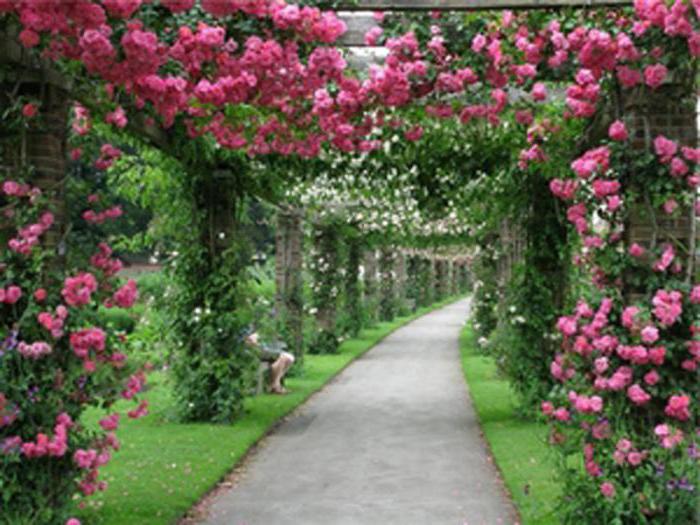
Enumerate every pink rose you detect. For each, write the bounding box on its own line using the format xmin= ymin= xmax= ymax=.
xmin=663 ymin=199 xmax=678 ymax=215
xmin=670 ymin=157 xmax=689 ymax=176
xmin=644 ymin=370 xmax=660 ymax=386
xmin=640 ymin=325 xmax=659 ymax=344
xmin=600 ymin=482 xmax=615 ymax=498
xmin=654 ymin=135 xmax=678 ymax=162
xmin=22 ymin=103 xmax=38 ymax=118
xmin=629 ymin=243 xmax=645 ymax=257
xmin=608 ymin=120 xmax=628 ymax=141
xmin=644 ymin=63 xmax=667 ymax=89
xmin=627 ymin=384 xmax=651 ymax=405
xmin=665 ymin=394 xmax=690 ymax=421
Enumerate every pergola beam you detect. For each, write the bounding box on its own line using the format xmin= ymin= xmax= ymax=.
xmin=339 ymin=0 xmax=630 ymax=10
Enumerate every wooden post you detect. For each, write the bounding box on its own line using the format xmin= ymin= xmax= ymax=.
xmin=363 ymin=247 xmax=379 ymax=324
xmin=311 ymin=223 xmax=340 ymax=353
xmin=344 ymin=234 xmax=363 ymax=336
xmin=379 ymin=245 xmax=396 ymax=321
xmin=1 ymin=81 xmax=69 ymax=264
xmin=394 ymin=250 xmax=407 ymax=313
xmin=275 ymin=207 xmax=305 ymax=361
xmin=622 ymin=79 xmax=699 ymax=299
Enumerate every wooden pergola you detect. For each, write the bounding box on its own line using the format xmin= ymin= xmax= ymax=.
xmin=337 ymin=0 xmax=632 ymax=46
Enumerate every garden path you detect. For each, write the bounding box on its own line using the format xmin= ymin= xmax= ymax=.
xmin=201 ymin=298 xmax=517 ymax=525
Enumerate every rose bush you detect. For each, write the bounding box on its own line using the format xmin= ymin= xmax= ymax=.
xmin=0 ymin=175 xmax=146 ymax=523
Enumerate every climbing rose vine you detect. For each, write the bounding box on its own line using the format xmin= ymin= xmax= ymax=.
xmin=0 ymin=177 xmax=147 ymax=523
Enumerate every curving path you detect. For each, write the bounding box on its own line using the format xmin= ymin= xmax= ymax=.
xmin=201 ymin=298 xmax=517 ymax=525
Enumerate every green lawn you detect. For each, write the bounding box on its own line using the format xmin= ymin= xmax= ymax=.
xmin=78 ymin=297 xmax=462 ymax=525
xmin=459 ymin=325 xmax=560 ymax=525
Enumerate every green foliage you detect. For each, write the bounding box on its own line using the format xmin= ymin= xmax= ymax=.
xmin=308 ymin=222 xmax=341 ymax=354
xmin=340 ymin=234 xmax=364 ymax=337
xmin=378 ymin=247 xmax=397 ymax=322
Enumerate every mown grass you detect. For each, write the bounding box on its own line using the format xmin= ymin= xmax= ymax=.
xmin=459 ymin=325 xmax=560 ymax=525
xmin=78 ymin=297 xmax=463 ymax=525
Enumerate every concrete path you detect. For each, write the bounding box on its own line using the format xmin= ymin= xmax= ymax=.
xmin=202 ymin=299 xmax=517 ymax=525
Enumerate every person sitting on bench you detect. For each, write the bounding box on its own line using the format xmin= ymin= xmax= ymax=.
xmin=244 ymin=332 xmax=295 ymax=395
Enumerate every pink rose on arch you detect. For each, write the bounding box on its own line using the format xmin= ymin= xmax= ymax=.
xmin=664 ymin=394 xmax=690 ymax=421
xmin=600 ymin=482 xmax=615 ymax=498
xmin=608 ymin=120 xmax=628 ymax=141
xmin=531 ymin=82 xmax=547 ymax=102
xmin=22 ymin=103 xmax=38 ymax=118
xmin=670 ymin=157 xmax=689 ymax=177
xmin=112 ymin=279 xmax=138 ymax=309
xmin=629 ymin=243 xmax=645 ymax=258
xmin=663 ymin=199 xmax=678 ymax=215
xmin=627 ymin=384 xmax=651 ymax=405
xmin=644 ymin=370 xmax=660 ymax=386
xmin=690 ymin=285 xmax=700 ymax=304
xmin=160 ymin=0 xmax=195 ymax=13
xmin=644 ymin=63 xmax=667 ymax=89
xmin=654 ymin=135 xmax=678 ymax=163
xmin=640 ymin=325 xmax=659 ymax=344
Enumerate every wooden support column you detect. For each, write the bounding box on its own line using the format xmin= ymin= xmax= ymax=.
xmin=379 ymin=246 xmax=396 ymax=321
xmin=275 ymin=207 xmax=305 ymax=361
xmin=344 ymin=234 xmax=363 ymax=336
xmin=394 ymin=250 xmax=407 ymax=314
xmin=1 ymin=81 xmax=69 ymax=264
xmin=363 ymin=247 xmax=379 ymax=324
xmin=622 ymin=79 xmax=698 ymax=298
xmin=311 ymin=223 xmax=340 ymax=353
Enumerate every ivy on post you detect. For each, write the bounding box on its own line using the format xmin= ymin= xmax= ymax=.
xmin=363 ymin=246 xmax=379 ymax=325
xmin=343 ymin=230 xmax=363 ymax=337
xmin=274 ymin=206 xmax=305 ymax=363
xmin=435 ymin=258 xmax=450 ymax=300
xmin=393 ymin=249 xmax=408 ymax=315
xmin=309 ymin=221 xmax=340 ymax=354
xmin=450 ymin=260 xmax=459 ymax=296
xmin=171 ymin=165 xmax=257 ymax=423
xmin=419 ymin=256 xmax=435 ymax=307
xmin=405 ymin=253 xmax=421 ymax=312
xmin=379 ymin=245 xmax=396 ymax=321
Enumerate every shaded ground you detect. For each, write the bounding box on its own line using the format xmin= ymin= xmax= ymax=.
xmin=201 ymin=299 xmax=517 ymax=525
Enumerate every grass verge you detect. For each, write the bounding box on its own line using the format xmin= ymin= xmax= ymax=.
xmin=459 ymin=324 xmax=560 ymax=525
xmin=79 ymin=296 xmax=465 ymax=525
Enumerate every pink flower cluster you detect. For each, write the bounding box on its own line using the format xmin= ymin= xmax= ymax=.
xmin=21 ymin=413 xmax=73 ymax=458
xmin=17 ymin=341 xmax=52 ymax=359
xmin=8 ymin=212 xmax=54 ymax=256
xmin=0 ymin=285 xmax=22 ymax=304
xmin=110 ymin=279 xmax=139 ymax=309
xmin=62 ymin=273 xmax=98 ymax=307
xmin=90 ymin=243 xmax=123 ymax=277
xmin=94 ymin=144 xmax=122 ymax=171
xmin=38 ymin=305 xmax=69 ymax=338
xmin=70 ymin=327 xmax=107 ymax=372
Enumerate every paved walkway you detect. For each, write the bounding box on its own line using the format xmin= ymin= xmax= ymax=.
xmin=202 ymin=299 xmax=517 ymax=525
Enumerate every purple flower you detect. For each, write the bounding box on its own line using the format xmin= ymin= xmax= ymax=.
xmin=678 ymin=478 xmax=695 ymax=492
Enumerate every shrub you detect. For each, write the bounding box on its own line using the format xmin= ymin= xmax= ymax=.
xmin=0 ymin=179 xmax=146 ymax=523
